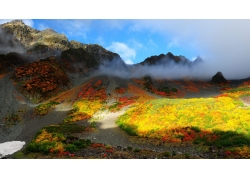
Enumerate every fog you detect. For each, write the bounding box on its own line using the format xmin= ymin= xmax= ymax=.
xmin=95 ymin=20 xmax=250 ymax=80
xmin=0 ymin=27 xmax=25 ymax=54
xmin=95 ymin=57 xmax=213 ymax=80
xmin=129 ymin=20 xmax=250 ymax=80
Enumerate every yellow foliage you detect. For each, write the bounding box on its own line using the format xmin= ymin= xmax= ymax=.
xmin=117 ymin=95 xmax=250 ymax=140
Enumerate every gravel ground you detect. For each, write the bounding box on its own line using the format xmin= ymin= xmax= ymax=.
xmin=0 ymin=74 xmax=73 ymax=144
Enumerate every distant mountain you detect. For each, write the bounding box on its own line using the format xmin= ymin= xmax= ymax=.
xmin=139 ymin=52 xmax=202 ymax=67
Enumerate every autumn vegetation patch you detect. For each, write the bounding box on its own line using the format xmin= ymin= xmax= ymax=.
xmin=25 ymin=123 xmax=90 ymax=156
xmin=12 ymin=57 xmax=70 ymax=102
xmin=64 ymin=79 xmax=108 ymax=123
xmin=35 ymin=101 xmax=60 ymax=116
xmin=117 ymin=85 xmax=250 ymax=158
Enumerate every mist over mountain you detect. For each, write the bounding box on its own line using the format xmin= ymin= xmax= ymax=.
xmin=1 ymin=20 xmax=249 ymax=81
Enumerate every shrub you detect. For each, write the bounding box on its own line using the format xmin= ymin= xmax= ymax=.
xmin=162 ymin=151 xmax=171 ymax=157
xmin=65 ymin=144 xmax=78 ymax=152
xmin=133 ymin=148 xmax=140 ymax=153
xmin=26 ymin=141 xmax=56 ymax=154
xmin=35 ymin=101 xmax=59 ymax=115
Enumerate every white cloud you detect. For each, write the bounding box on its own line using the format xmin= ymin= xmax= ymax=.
xmin=96 ymin=36 xmax=105 ymax=46
xmin=0 ymin=19 xmax=12 ymax=24
xmin=148 ymin=39 xmax=157 ymax=48
xmin=55 ymin=20 xmax=91 ymax=41
xmin=130 ymin=39 xmax=143 ymax=49
xmin=107 ymin=42 xmax=136 ymax=64
xmin=167 ymin=38 xmax=179 ymax=48
xmin=22 ymin=19 xmax=34 ymax=27
xmin=102 ymin=20 xmax=126 ymax=30
xmin=124 ymin=59 xmax=134 ymax=64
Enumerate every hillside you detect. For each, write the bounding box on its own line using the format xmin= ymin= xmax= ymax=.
xmin=1 ymin=20 xmax=250 ymax=159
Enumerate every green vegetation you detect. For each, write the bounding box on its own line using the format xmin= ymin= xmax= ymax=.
xmin=108 ymin=102 xmax=122 ymax=111
xmin=35 ymin=101 xmax=60 ymax=115
xmin=162 ymin=151 xmax=171 ymax=157
xmin=226 ymin=87 xmax=250 ymax=93
xmin=24 ymin=123 xmax=90 ymax=155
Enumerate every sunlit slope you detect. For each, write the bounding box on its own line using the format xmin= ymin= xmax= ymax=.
xmin=117 ymin=84 xmax=250 ymax=156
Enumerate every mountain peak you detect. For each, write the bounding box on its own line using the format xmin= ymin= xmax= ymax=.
xmin=42 ymin=28 xmax=57 ymax=33
xmin=8 ymin=20 xmax=26 ymax=26
xmin=211 ymin=71 xmax=227 ymax=84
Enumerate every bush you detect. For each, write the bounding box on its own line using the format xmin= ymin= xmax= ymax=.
xmin=65 ymin=144 xmax=78 ymax=152
xmin=162 ymin=151 xmax=171 ymax=157
xmin=73 ymin=140 xmax=87 ymax=149
xmin=26 ymin=141 xmax=55 ymax=154
xmin=35 ymin=101 xmax=59 ymax=115
xmin=133 ymin=148 xmax=140 ymax=153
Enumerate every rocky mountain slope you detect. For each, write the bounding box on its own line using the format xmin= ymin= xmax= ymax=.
xmin=139 ymin=52 xmax=202 ymax=67
xmin=0 ymin=20 xmax=128 ymax=73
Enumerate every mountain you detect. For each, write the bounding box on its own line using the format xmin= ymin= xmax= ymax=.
xmin=139 ymin=52 xmax=202 ymax=67
xmin=211 ymin=71 xmax=228 ymax=84
xmin=0 ymin=20 xmax=128 ymax=75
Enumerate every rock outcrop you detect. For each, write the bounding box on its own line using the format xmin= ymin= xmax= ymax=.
xmin=211 ymin=71 xmax=227 ymax=84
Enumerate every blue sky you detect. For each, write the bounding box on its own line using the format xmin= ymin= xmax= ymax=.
xmin=31 ymin=19 xmax=202 ymax=64
xmin=2 ymin=19 xmax=203 ymax=64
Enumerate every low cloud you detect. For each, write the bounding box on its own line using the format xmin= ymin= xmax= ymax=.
xmin=131 ymin=20 xmax=250 ymax=79
xmin=95 ymin=55 xmax=215 ymax=80
xmin=0 ymin=27 xmax=25 ymax=54
xmin=124 ymin=59 xmax=134 ymax=65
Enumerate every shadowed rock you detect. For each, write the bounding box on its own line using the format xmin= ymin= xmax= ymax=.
xmin=211 ymin=71 xmax=227 ymax=84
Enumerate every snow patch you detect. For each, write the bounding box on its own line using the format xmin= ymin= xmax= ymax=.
xmin=0 ymin=141 xmax=25 ymax=158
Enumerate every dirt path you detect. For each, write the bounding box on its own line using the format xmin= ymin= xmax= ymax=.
xmin=240 ymin=96 xmax=250 ymax=106
xmin=76 ymin=109 xmax=134 ymax=147
xmin=74 ymin=106 xmax=204 ymax=158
